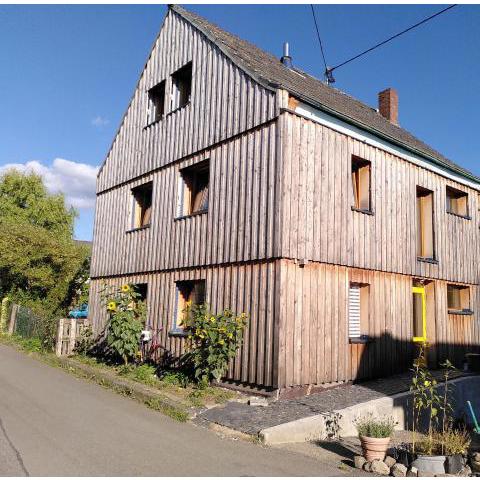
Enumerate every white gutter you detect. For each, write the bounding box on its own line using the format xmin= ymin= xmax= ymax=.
xmin=294 ymin=101 xmax=480 ymax=192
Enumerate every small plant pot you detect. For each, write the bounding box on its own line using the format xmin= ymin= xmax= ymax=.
xmin=445 ymin=454 xmax=464 ymax=474
xmin=411 ymin=455 xmax=446 ymax=475
xmin=359 ymin=435 xmax=391 ymax=462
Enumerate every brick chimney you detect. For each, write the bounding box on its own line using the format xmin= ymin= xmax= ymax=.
xmin=378 ymin=88 xmax=398 ymax=125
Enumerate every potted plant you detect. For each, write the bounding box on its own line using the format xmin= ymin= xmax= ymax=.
xmin=354 ymin=413 xmax=397 ymax=461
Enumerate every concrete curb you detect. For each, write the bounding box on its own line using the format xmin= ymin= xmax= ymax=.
xmin=259 ymin=375 xmax=480 ymax=445
xmin=56 ymin=356 xmax=194 ymax=421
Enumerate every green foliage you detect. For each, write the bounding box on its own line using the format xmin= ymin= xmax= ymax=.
xmin=160 ymin=370 xmax=190 ymax=388
xmin=11 ymin=334 xmax=43 ymax=353
xmin=410 ymin=344 xmax=459 ymax=454
xmin=0 ymin=170 xmax=90 ymax=321
xmin=354 ymin=413 xmax=397 ymax=438
xmin=102 ymin=284 xmax=145 ymax=365
xmin=181 ymin=303 xmax=247 ymax=385
xmin=74 ymin=325 xmax=94 ymax=356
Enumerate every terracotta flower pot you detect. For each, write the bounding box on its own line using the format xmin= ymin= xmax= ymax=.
xmin=360 ymin=435 xmax=391 ymax=462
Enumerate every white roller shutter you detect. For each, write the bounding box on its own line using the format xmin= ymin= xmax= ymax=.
xmin=349 ymin=285 xmax=361 ymax=338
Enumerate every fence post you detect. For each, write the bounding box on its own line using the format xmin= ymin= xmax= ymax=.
xmin=56 ymin=318 xmax=65 ymax=357
xmin=68 ymin=318 xmax=77 ymax=355
xmin=0 ymin=297 xmax=9 ymax=333
xmin=7 ymin=304 xmax=18 ymax=335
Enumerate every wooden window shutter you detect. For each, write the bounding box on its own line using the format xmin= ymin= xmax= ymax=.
xmin=349 ymin=285 xmax=361 ymax=338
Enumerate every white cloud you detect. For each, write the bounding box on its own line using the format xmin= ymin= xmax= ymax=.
xmin=91 ymin=116 xmax=109 ymax=128
xmin=0 ymin=158 xmax=99 ymax=210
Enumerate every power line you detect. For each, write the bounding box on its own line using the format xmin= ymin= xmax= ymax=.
xmin=326 ymin=4 xmax=457 ymax=83
xmin=310 ymin=5 xmax=329 ymax=75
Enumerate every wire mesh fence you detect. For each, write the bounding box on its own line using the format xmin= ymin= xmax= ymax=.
xmin=13 ymin=304 xmax=43 ymax=339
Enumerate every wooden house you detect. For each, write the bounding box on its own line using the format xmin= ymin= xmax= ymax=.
xmin=89 ymin=5 xmax=480 ymax=394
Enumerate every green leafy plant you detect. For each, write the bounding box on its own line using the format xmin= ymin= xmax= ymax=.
xmin=101 ymin=284 xmax=146 ymax=365
xmin=160 ymin=370 xmax=190 ymax=388
xmin=410 ymin=345 xmax=460 ymax=455
xmin=73 ymin=325 xmax=94 ymax=356
xmin=354 ymin=413 xmax=397 ymax=438
xmin=180 ymin=303 xmax=247 ymax=385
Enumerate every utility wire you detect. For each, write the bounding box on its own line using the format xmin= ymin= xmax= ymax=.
xmin=329 ymin=4 xmax=457 ymax=76
xmin=310 ymin=4 xmax=328 ymax=73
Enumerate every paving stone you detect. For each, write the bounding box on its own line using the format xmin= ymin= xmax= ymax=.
xmin=200 ymin=370 xmax=469 ymax=435
xmin=385 ymin=456 xmax=397 ymax=468
xmin=392 ymin=463 xmax=408 ymax=477
xmin=248 ymin=397 xmax=269 ymax=407
xmin=371 ymin=460 xmax=391 ymax=476
xmin=354 ymin=455 xmax=367 ymax=469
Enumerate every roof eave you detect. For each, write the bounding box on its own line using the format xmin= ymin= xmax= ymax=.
xmin=288 ymin=89 xmax=480 ymax=185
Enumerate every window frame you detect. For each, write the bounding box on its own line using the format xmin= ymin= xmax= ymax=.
xmin=129 ymin=181 xmax=153 ymax=231
xmin=446 ymin=185 xmax=470 ymax=219
xmin=348 ymin=282 xmax=370 ymax=343
xmin=176 ymin=160 xmax=210 ymax=219
xmin=412 ymin=285 xmax=427 ymax=343
xmin=416 ymin=186 xmax=436 ymax=262
xmin=171 ymin=279 xmax=206 ymax=335
xmin=147 ymin=80 xmax=166 ymax=126
xmin=351 ymin=156 xmax=373 ymax=214
xmin=170 ymin=62 xmax=192 ymax=112
xmin=447 ymin=284 xmax=473 ymax=315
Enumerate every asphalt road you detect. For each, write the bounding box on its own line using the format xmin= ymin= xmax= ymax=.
xmin=0 ymin=344 xmax=357 ymax=476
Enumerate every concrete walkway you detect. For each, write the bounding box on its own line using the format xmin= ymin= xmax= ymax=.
xmin=0 ymin=344 xmax=362 ymax=476
xmin=201 ymin=370 xmax=474 ymax=442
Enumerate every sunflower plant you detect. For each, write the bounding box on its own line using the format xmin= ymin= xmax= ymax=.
xmin=181 ymin=303 xmax=247 ymax=386
xmin=101 ymin=283 xmax=146 ymax=365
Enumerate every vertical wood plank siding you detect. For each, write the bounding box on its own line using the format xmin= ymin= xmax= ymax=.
xmin=90 ymin=123 xmax=277 ymax=277
xmin=89 ymin=261 xmax=278 ymax=387
xmin=96 ymin=10 xmax=276 ymax=193
xmin=276 ymin=260 xmax=479 ymax=388
xmin=280 ymin=111 xmax=479 ymax=285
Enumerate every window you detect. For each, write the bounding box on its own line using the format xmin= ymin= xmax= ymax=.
xmin=446 ymin=186 xmax=469 ymax=218
xmin=177 ymin=160 xmax=209 ymax=217
xmin=351 ymin=156 xmax=371 ymax=211
xmin=147 ymin=81 xmax=165 ymax=124
xmin=348 ymin=283 xmax=369 ymax=339
xmin=412 ymin=286 xmax=426 ymax=342
xmin=133 ymin=283 xmax=148 ymax=325
xmin=171 ymin=62 xmax=192 ymax=110
xmin=416 ymin=186 xmax=435 ymax=260
xmin=131 ymin=182 xmax=153 ymax=229
xmin=447 ymin=284 xmax=472 ymax=314
xmin=173 ymin=280 xmax=206 ymax=331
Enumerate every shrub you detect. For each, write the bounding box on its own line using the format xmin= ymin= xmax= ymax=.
xmin=74 ymin=325 xmax=94 ymax=356
xmin=354 ymin=413 xmax=397 ymax=438
xmin=437 ymin=428 xmax=471 ymax=455
xmin=101 ymin=284 xmax=146 ymax=365
xmin=181 ymin=303 xmax=247 ymax=385
xmin=160 ymin=370 xmax=190 ymax=388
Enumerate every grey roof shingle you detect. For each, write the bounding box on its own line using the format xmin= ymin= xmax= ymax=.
xmin=171 ymin=4 xmax=479 ymax=184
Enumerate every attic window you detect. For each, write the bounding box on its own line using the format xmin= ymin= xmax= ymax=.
xmin=446 ymin=186 xmax=469 ymax=218
xmin=177 ymin=160 xmax=209 ymax=217
xmin=131 ymin=182 xmax=153 ymax=230
xmin=147 ymin=81 xmax=165 ymax=124
xmin=171 ymin=62 xmax=192 ymax=111
xmin=351 ymin=156 xmax=371 ymax=212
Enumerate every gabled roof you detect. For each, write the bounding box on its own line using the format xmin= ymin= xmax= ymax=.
xmin=171 ymin=5 xmax=479 ymax=184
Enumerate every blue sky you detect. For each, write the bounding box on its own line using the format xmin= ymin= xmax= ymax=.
xmin=0 ymin=4 xmax=478 ymax=240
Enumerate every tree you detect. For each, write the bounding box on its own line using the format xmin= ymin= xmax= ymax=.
xmin=0 ymin=170 xmax=90 ymax=319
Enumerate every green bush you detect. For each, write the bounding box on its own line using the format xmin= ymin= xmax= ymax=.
xmin=354 ymin=413 xmax=397 ymax=438
xmin=180 ymin=303 xmax=247 ymax=385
